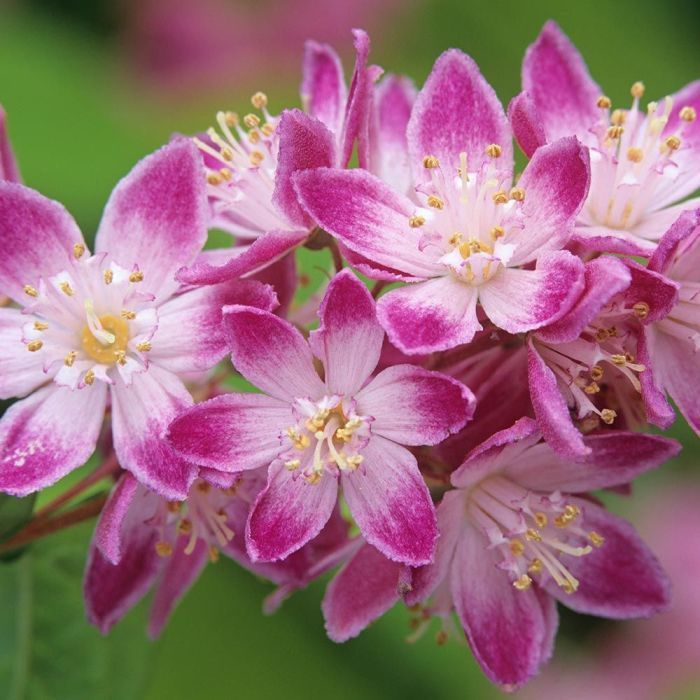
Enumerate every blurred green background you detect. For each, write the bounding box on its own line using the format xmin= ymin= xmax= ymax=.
xmin=0 ymin=0 xmax=699 ymax=698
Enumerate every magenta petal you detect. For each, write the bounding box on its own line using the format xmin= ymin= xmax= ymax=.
xmin=648 ymin=209 xmax=700 ymax=275
xmin=0 ymin=106 xmax=20 ymax=183
xmin=167 ymin=393 xmax=291 ymax=472
xmin=148 ymin=537 xmax=208 ymax=638
xmin=249 ymin=251 xmax=297 ymax=317
xmin=110 ymin=367 xmax=197 ymax=500
xmin=94 ymin=473 xmax=140 ymax=565
xmin=0 ymin=182 xmax=84 ymax=303
xmin=0 ymin=383 xmax=106 ymax=496
xmin=356 ymin=365 xmax=475 ymax=445
xmin=176 ymin=229 xmax=308 ymax=286
xmin=224 ymin=305 xmax=325 ymax=402
xmin=451 ymin=521 xmax=550 ymax=688
xmin=407 ymin=49 xmax=512 ymax=174
xmin=322 ymin=543 xmax=405 ymax=642
xmin=342 ymin=436 xmax=437 ymax=566
xmin=508 ymin=92 xmax=547 ymax=157
xmin=273 ymin=109 xmax=337 ymax=228
xmin=301 ymin=40 xmax=347 ymax=137
xmin=377 ymin=277 xmax=481 ymax=354
xmin=95 ymin=138 xmax=208 ymax=301
xmin=522 ymin=21 xmax=602 ymax=144
xmin=0 ymin=308 xmax=46 ymax=399
xmin=480 ymin=252 xmax=585 ymax=334
xmin=293 ymin=167 xmax=440 ymax=278
xmin=623 ymin=261 xmax=679 ymax=324
xmin=572 ymin=225 xmax=658 ymax=257
xmin=309 ymin=269 xmax=384 ymax=395
xmin=548 ymin=500 xmax=670 ymax=619
xmin=246 ymin=461 xmax=338 ymax=562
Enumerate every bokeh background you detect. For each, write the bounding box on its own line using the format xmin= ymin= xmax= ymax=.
xmin=0 ymin=0 xmax=699 ymax=698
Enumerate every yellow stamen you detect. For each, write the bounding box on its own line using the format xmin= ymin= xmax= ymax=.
xmin=73 ymin=243 xmax=86 ymax=259
xmin=590 ymin=364 xmax=604 ymax=381
xmin=59 ymin=282 xmax=74 ymax=296
xmin=680 ymin=106 xmax=697 ymax=122
xmin=664 ymin=135 xmax=681 ymax=151
xmin=513 ymin=574 xmax=532 ymax=591
xmin=155 ymin=541 xmax=173 ymax=557
xmin=34 ymin=321 xmax=48 ymax=331
xmin=631 ymin=81 xmax=645 ymax=98
xmin=251 ymin=92 xmax=268 ymax=109
xmin=243 ymin=113 xmax=261 ymax=129
xmin=485 ymin=143 xmax=502 ymax=158
xmin=427 ymin=195 xmax=444 ymax=209
xmin=633 ymin=301 xmax=649 ymax=319
xmin=27 ymin=340 xmax=43 ymax=352
xmin=492 ymin=190 xmax=509 ymax=204
xmin=596 ymin=95 xmax=611 ymax=109
xmin=64 ymin=351 xmax=76 ymax=367
xmin=136 ymin=341 xmax=152 ymax=353
xmin=24 ymin=285 xmax=38 ymax=297
xmin=422 ymin=155 xmax=439 ymax=169
xmin=588 ymin=531 xmax=605 ymax=547
xmin=490 ymin=226 xmax=505 ymax=240
xmin=509 ymin=187 xmax=525 ymax=202
xmin=129 ymin=271 xmax=144 ymax=283
xmin=601 ymin=408 xmax=617 ymax=424
xmin=83 ymin=369 xmax=95 ymax=385
xmin=121 ymin=309 xmax=136 ymax=320
xmin=103 ymin=269 xmax=113 ymax=285
xmin=627 ymin=147 xmax=644 ymax=163
xmin=409 ymin=215 xmax=425 ymax=228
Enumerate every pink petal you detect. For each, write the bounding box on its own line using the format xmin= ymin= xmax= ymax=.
xmin=149 ymin=278 xmax=277 ymax=374
xmin=356 ymin=365 xmax=475 ymax=445
xmin=0 ymin=106 xmax=20 ymax=183
xmin=272 ymin=109 xmax=337 ymax=228
xmin=548 ymin=499 xmax=670 ymax=619
xmin=0 ymin=308 xmax=46 ymax=399
xmin=522 ymin=21 xmax=602 ymax=144
xmin=341 ymin=436 xmax=437 ymax=566
xmin=623 ymin=261 xmax=679 ymax=324
xmin=508 ymin=137 xmax=590 ymax=266
xmin=536 ymin=257 xmax=631 ymax=345
xmin=95 ymin=138 xmax=207 ymax=301
xmin=508 ymin=91 xmax=547 ymax=157
xmin=377 ymin=276 xmax=481 ymax=354
xmin=309 ymin=269 xmax=384 ymax=395
xmin=648 ymin=208 xmax=700 ymax=275
xmin=223 ymin=305 xmax=325 ymax=402
xmin=451 ymin=520 xmax=551 ymax=688
xmin=176 ymin=229 xmax=308 ymax=286
xmin=110 ymin=366 xmax=198 ymax=500
xmin=636 ymin=330 xmax=677 ymax=429
xmin=480 ymin=251 xmax=585 ymax=333
xmin=246 ymin=460 xmax=338 ymax=562
xmin=167 ymin=393 xmax=292 ymax=472
xmin=0 ymin=182 xmax=85 ymax=303
xmin=94 ymin=473 xmax=140 ymax=565
xmin=407 ymin=49 xmax=512 ymax=175
xmin=148 ymin=537 xmax=208 ymax=638
xmin=0 ymin=383 xmax=106 ymax=496
xmin=293 ymin=167 xmax=441 ymax=278
xmin=572 ymin=224 xmax=659 ymax=257
xmin=301 ymin=39 xmax=347 ymax=137
xmin=322 ymin=542 xmax=406 ymax=642
xmin=249 ymin=251 xmax=297 ymax=317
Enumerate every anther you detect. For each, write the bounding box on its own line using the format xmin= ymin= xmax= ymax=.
xmin=177 ymin=519 xmax=193 ymax=535
xmin=166 ymin=501 xmax=181 ymax=514
xmin=509 ymin=539 xmax=525 ymax=556
xmin=24 ymin=285 xmax=38 ymax=297
xmin=633 ymin=301 xmax=650 ymax=319
xmin=84 ymin=369 xmax=95 ymax=385
xmin=627 ymin=147 xmax=644 ymax=163
xmin=631 ymin=81 xmax=645 ymax=98
xmin=561 ymin=581 xmax=577 ymax=594
xmin=680 ymin=106 xmax=697 ymax=122
xmin=590 ymin=364 xmax=604 ymax=381
xmin=601 ymin=408 xmax=617 ymax=424
xmin=64 ymin=351 xmax=76 ymax=367
xmin=664 ymin=135 xmax=681 ymax=151
xmin=528 ymin=559 xmax=542 ymax=574
xmin=513 ymin=574 xmax=532 ymax=591
xmin=27 ymin=340 xmax=43 ymax=352
xmin=136 ymin=342 xmax=152 ymax=352
xmin=285 ymin=459 xmax=301 ymax=471
xmin=509 ymin=187 xmax=525 ymax=202
xmin=59 ymin=282 xmax=74 ymax=296
xmin=525 ymin=528 xmax=542 ymax=542
xmin=409 ymin=215 xmax=425 ymax=228
xmin=249 ymin=150 xmax=265 ymax=166
xmin=422 ymin=155 xmax=439 ymax=169
xmin=485 ymin=143 xmax=502 ymax=158
xmin=492 ymin=190 xmax=509 ymax=204
xmin=224 ymin=111 xmax=238 ymax=127
xmin=261 ymin=123 xmax=275 ymax=137
xmin=196 ymin=482 xmax=211 ymax=493
xmin=114 ymin=350 xmax=127 ymax=366
xmin=427 ymin=195 xmax=445 ymax=209
xmin=611 ymin=354 xmax=627 ymax=365
xmin=248 ymin=130 xmax=260 ymax=146
xmin=121 ymin=309 xmax=136 ymax=320
xmin=534 ymin=512 xmax=548 ymax=528
xmin=606 ymin=125 xmax=624 ymax=140
xmin=207 ymin=173 xmax=223 ymax=186
xmin=208 ymin=546 xmax=220 ymax=563
xmin=490 ymin=225 xmax=505 ymax=240
xmin=129 ymin=271 xmax=144 ymax=283
xmin=588 ymin=531 xmax=605 ymax=547
xmin=596 ymin=95 xmax=612 ymax=109
xmin=611 ymin=109 xmax=626 ymax=125
xmin=103 ymin=269 xmax=113 ymax=285
xmin=251 ymin=92 xmax=268 ymax=109
xmin=34 ymin=321 xmax=48 ymax=331
xmin=435 ymin=630 xmax=448 ymax=645
xmin=219 ymin=168 xmax=232 ymax=181
xmin=73 ymin=243 xmax=86 ymax=259
xmin=584 ymin=382 xmax=600 ymax=395
xmin=155 ymin=541 xmax=173 ymax=557
xmin=243 ymin=113 xmax=261 ymax=129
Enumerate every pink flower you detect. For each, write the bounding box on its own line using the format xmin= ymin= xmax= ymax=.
xmin=177 ymin=30 xmax=380 ymax=287
xmin=0 ymin=105 xmax=20 ymax=183
xmin=406 ymin=417 xmax=678 ymax=689
xmin=0 ymin=138 xmax=276 ymax=499
xmin=511 ymin=20 xmax=700 ymax=256
xmin=84 ymin=470 xmax=351 ymax=636
xmin=294 ymin=49 xmax=591 ymax=354
xmin=167 ymin=269 xmax=475 ymax=565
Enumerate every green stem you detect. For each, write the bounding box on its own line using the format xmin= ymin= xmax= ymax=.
xmin=10 ymin=552 xmax=32 ymax=700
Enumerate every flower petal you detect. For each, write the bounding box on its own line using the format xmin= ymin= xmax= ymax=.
xmin=322 ymin=542 xmax=406 ymax=642
xmin=547 ymin=500 xmax=670 ymax=619
xmin=342 ymin=436 xmax=437 ymax=566
xmin=0 ymin=182 xmax=85 ymax=303
xmin=407 ymin=49 xmax=512 ymax=175
xmin=309 ymin=269 xmax=384 ymax=395
xmin=0 ymin=308 xmax=47 ymax=399
xmin=95 ymin=138 xmax=207 ymax=301
xmin=480 ymin=251 xmax=585 ymax=333
xmin=223 ymin=305 xmax=325 ymax=402
xmin=648 ymin=208 xmax=700 ymax=275
xmin=572 ymin=224 xmax=659 ymax=256
xmin=301 ymin=39 xmax=347 ymax=137
xmin=94 ymin=473 xmax=140 ymax=565
xmin=272 ymin=109 xmax=337 ymax=228
xmin=0 ymin=383 xmax=106 ymax=496
xmin=522 ymin=21 xmax=602 ymax=144
xmin=110 ymin=366 xmax=197 ymax=500
xmin=293 ymin=167 xmax=441 ymax=278
xmin=356 ymin=365 xmax=475 ymax=445
xmin=167 ymin=392 xmax=292 ymax=472
xmin=508 ymin=92 xmax=547 ymax=158
xmin=377 ymin=276 xmax=481 ymax=354
xmin=246 ymin=460 xmax=338 ymax=562
xmin=0 ymin=106 xmax=20 ymax=183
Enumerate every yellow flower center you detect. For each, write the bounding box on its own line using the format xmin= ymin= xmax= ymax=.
xmin=81 ymin=314 xmax=129 ymax=364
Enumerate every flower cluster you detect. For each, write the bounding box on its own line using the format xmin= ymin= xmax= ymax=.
xmin=0 ymin=21 xmax=697 ymax=690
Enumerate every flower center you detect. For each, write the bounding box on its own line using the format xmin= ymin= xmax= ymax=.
xmin=81 ymin=306 xmax=130 ymax=365
xmin=467 ymin=475 xmax=604 ymax=594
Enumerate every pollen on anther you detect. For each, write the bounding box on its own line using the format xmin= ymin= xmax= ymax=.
xmin=121 ymin=309 xmax=136 ymax=320
xmin=490 ymin=226 xmax=505 ymax=240
xmin=596 ymin=95 xmax=612 ymax=109
xmin=34 ymin=321 xmax=48 ymax=331
xmin=243 ymin=113 xmax=261 ymax=129
xmin=680 ymin=106 xmax=697 ymax=122
xmin=73 ymin=243 xmax=86 ymax=259
xmin=664 ymin=135 xmax=681 ymax=151
xmin=601 ymin=408 xmax=617 ymax=424
xmin=27 ymin=340 xmax=43 ymax=352
xmin=590 ymin=364 xmax=604 ymax=381
xmin=64 ymin=351 xmax=77 ymax=367
xmin=513 ymin=574 xmax=532 ymax=591
xmin=633 ymin=301 xmax=650 ymax=319
xmin=422 ymin=155 xmax=439 ymax=169
xmin=534 ymin=512 xmax=548 ymax=528
xmin=409 ymin=215 xmax=425 ymax=228
xmin=114 ymin=350 xmax=127 ymax=366
xmin=611 ymin=109 xmax=626 ymax=126
xmin=492 ymin=190 xmax=509 ymax=204
xmin=129 ymin=271 xmax=144 ymax=283
xmin=525 ymin=528 xmax=542 ymax=542
xmin=631 ymin=81 xmax=645 ymax=98
xmin=485 ymin=143 xmax=502 ymax=158
xmin=509 ymin=539 xmax=525 ymax=556
xmin=84 ymin=369 xmax=95 ymax=385
xmin=611 ymin=354 xmax=627 ymax=365
xmin=427 ymin=195 xmax=445 ymax=209
xmin=510 ymin=187 xmax=525 ymax=202
xmin=528 ymin=559 xmax=542 ymax=574
xmin=155 ymin=541 xmax=173 ymax=557
xmin=224 ymin=111 xmax=238 ymax=127
xmin=606 ymin=125 xmax=624 ymax=140
xmin=177 ymin=519 xmax=193 ymax=535
xmin=249 ymin=150 xmax=265 ymax=166
xmin=24 ymin=285 xmax=38 ymax=297
xmin=59 ymin=282 xmax=74 ymax=296
xmin=207 ymin=173 xmax=223 ymax=186
xmin=627 ymin=147 xmax=644 ymax=163
xmin=136 ymin=342 xmax=152 ymax=352
xmin=103 ymin=269 xmax=113 ymax=285
xmin=588 ymin=531 xmax=605 ymax=547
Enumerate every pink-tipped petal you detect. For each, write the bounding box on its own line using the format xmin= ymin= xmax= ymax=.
xmin=309 ymin=269 xmax=384 ymax=395
xmin=167 ymin=393 xmax=291 ymax=472
xmin=322 ymin=543 xmax=405 ymax=642
xmin=480 ymin=251 xmax=585 ymax=334
xmin=94 ymin=473 xmax=140 ymax=565
xmin=249 ymin=251 xmax=297 ymax=317
xmin=572 ymin=224 xmax=659 ymax=257
xmin=0 ymin=383 xmax=106 ymax=496
xmin=508 ymin=137 xmax=590 ymax=266
xmin=110 ymin=366 xmax=197 ymax=500
xmin=273 ymin=109 xmax=337 ymax=228
xmin=342 ymin=436 xmax=437 ymax=566
xmin=0 ymin=308 xmax=46 ymax=399
xmin=377 ymin=276 xmax=481 ymax=354
xmin=0 ymin=106 xmax=20 ymax=183
xmin=246 ymin=461 xmax=338 ymax=562
xmin=623 ymin=261 xmax=679 ymax=324
xmin=0 ymin=182 xmax=85 ymax=303
xmin=224 ymin=305 xmax=325 ymax=402
xmin=508 ymin=92 xmax=547 ymax=157
xmin=648 ymin=208 xmax=700 ymax=275
xmin=293 ymin=168 xmax=441 ymax=278
xmin=407 ymin=49 xmax=512 ymax=175
xmin=356 ymin=365 xmax=475 ymax=445
xmin=95 ymin=138 xmax=207 ymax=301
xmin=522 ymin=21 xmax=602 ymax=144
xmin=636 ymin=330 xmax=677 ymax=429
xmin=301 ymin=40 xmax=347 ymax=137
